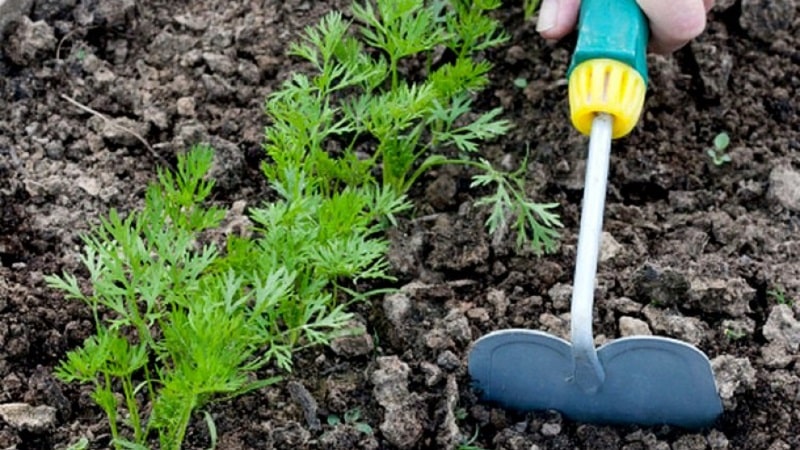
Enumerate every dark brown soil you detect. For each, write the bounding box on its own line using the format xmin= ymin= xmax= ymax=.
xmin=1 ymin=1 xmax=798 ymax=449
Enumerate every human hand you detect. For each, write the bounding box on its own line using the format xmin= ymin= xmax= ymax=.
xmin=536 ymin=0 xmax=714 ymax=54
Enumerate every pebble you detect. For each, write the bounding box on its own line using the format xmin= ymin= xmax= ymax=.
xmin=547 ymin=283 xmax=572 ymax=310
xmin=768 ymin=165 xmax=800 ymax=212
xmin=642 ymin=305 xmax=707 ymax=345
xmin=0 ymin=403 xmax=56 ymax=432
xmin=761 ymin=305 xmax=800 ymax=368
xmin=383 ymin=292 xmax=410 ymax=326
xmin=618 ymin=316 xmax=652 ymax=337
xmin=711 ymin=355 xmax=756 ymax=408
xmin=600 ymin=231 xmax=623 ymax=262
xmin=487 ymin=288 xmax=509 ymax=317
xmin=176 ymin=96 xmax=196 ymax=117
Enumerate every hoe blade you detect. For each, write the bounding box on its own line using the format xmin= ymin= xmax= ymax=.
xmin=468 ymin=330 xmax=723 ymax=429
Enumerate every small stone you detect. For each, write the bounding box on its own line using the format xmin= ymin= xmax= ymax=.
xmin=76 ymin=176 xmax=101 ymax=197
xmin=420 ymin=362 xmax=442 ymax=386
xmin=466 ymin=307 xmax=490 ymax=323
xmin=383 ymin=292 xmax=410 ymax=326
xmin=608 ymin=297 xmax=643 ymax=314
xmin=0 ymin=403 xmax=56 ymax=431
xmin=539 ymin=313 xmax=570 ymax=340
xmin=707 ymin=429 xmax=730 ymax=449
xmin=176 ymin=96 xmax=196 ymax=117
xmin=768 ymin=166 xmax=800 ymax=212
xmin=547 ymin=283 xmax=572 ymax=310
xmin=424 ymin=328 xmax=453 ymax=350
xmin=436 ymin=350 xmax=461 ymax=371
xmin=443 ymin=309 xmax=472 ymax=344
xmin=600 ymin=231 xmax=623 ymax=262
xmin=618 ymin=316 xmax=652 ymax=337
xmin=763 ymin=305 xmax=800 ymax=351
xmin=487 ymin=288 xmax=509 ymax=316
xmin=761 ymin=305 xmax=800 ymax=367
xmin=540 ymin=422 xmax=561 ymax=437
xmin=711 ymin=355 xmax=756 ymax=403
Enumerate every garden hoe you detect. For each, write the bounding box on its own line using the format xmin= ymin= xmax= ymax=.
xmin=468 ymin=0 xmax=723 ymax=429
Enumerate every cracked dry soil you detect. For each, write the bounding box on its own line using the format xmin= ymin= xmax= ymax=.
xmin=0 ymin=0 xmax=799 ymax=449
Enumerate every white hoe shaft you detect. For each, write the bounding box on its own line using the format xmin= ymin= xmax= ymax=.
xmin=570 ymin=113 xmax=613 ymax=393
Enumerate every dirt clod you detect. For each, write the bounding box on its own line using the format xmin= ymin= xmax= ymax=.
xmin=767 ymin=165 xmax=800 ymax=212
xmin=619 ymin=316 xmax=652 ymax=336
xmin=371 ymin=356 xmax=424 ymax=449
xmin=740 ymin=0 xmax=796 ymax=41
xmin=0 ymin=403 xmax=56 ymax=432
xmin=711 ymin=355 xmax=757 ymax=407
xmin=5 ymin=17 xmax=56 ymax=65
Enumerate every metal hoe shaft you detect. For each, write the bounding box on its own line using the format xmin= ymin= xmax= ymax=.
xmin=571 ymin=113 xmax=613 ymax=393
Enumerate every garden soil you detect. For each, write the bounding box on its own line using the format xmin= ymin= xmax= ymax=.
xmin=1 ymin=1 xmax=798 ymax=449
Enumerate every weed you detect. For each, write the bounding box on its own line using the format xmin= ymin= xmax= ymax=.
xmin=458 ymin=428 xmax=487 ymax=450
xmin=513 ymin=77 xmax=528 ymax=88
xmin=265 ymin=0 xmax=561 ymax=253
xmin=706 ymin=131 xmax=731 ymax=166
xmin=768 ymin=286 xmax=794 ymax=306
xmin=724 ymin=328 xmax=747 ymax=341
xmin=327 ymin=407 xmax=375 ymax=435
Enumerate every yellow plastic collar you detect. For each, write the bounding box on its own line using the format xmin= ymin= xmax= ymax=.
xmin=568 ymin=59 xmax=646 ymax=138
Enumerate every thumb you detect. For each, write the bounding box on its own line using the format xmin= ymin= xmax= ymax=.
xmin=536 ymin=0 xmax=581 ymax=40
xmin=636 ymin=0 xmax=712 ymax=53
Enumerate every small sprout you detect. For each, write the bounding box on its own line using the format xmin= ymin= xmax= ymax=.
xmin=65 ymin=438 xmax=90 ymax=450
xmin=328 ymin=408 xmax=374 ymax=435
xmin=707 ymin=131 xmax=731 ymax=166
xmin=724 ymin=328 xmax=746 ymax=341
xmin=513 ymin=77 xmax=528 ymax=89
xmin=458 ymin=428 xmax=486 ymax=450
xmin=768 ymin=286 xmax=793 ymax=306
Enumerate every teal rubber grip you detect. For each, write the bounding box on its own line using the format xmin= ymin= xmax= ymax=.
xmin=567 ymin=0 xmax=649 ymax=85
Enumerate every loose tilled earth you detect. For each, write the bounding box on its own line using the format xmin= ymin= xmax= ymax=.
xmin=0 ymin=0 xmax=799 ymax=449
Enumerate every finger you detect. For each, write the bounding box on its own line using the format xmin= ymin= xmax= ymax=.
xmin=636 ymin=0 xmax=709 ymax=53
xmin=536 ymin=0 xmax=581 ymax=40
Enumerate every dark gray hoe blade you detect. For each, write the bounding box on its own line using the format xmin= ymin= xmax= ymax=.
xmin=468 ymin=329 xmax=723 ymax=429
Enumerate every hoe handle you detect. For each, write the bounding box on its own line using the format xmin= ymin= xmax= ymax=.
xmin=570 ymin=113 xmax=613 ymax=394
xmin=568 ymin=0 xmax=649 ymax=394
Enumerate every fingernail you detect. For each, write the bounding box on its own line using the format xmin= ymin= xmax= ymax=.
xmin=536 ymin=0 xmax=558 ymax=33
